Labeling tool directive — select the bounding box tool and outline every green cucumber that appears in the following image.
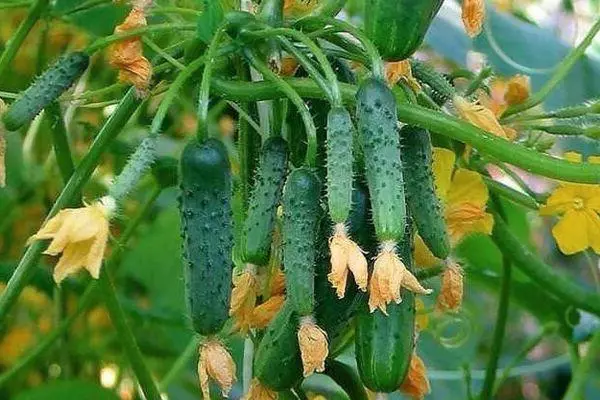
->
[400,126,450,259]
[254,302,303,391]
[241,137,288,265]
[365,0,444,61]
[355,220,416,392]
[326,106,354,224]
[410,59,456,106]
[179,138,233,336]
[356,78,406,243]
[3,52,89,131]
[325,360,369,400]
[282,167,322,316]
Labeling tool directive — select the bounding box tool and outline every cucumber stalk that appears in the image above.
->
[328,223,368,298]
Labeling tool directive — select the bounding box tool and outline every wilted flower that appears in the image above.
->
[198,340,236,399]
[504,74,531,105]
[462,0,485,37]
[250,295,285,330]
[28,197,115,284]
[297,317,328,377]
[436,260,464,312]
[243,378,277,400]
[453,96,515,140]
[385,60,420,91]
[369,242,432,314]
[280,55,300,77]
[400,352,431,400]
[230,267,258,333]
[328,223,368,298]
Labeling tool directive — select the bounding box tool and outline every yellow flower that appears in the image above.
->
[28,197,114,284]
[368,242,432,314]
[297,317,328,377]
[505,75,531,105]
[328,223,368,298]
[414,148,493,267]
[198,340,237,399]
[284,0,318,17]
[385,61,421,91]
[230,268,258,334]
[478,75,531,117]
[453,96,515,140]
[250,295,285,330]
[539,152,600,255]
[243,378,277,400]
[436,260,464,312]
[399,352,431,400]
[462,0,485,37]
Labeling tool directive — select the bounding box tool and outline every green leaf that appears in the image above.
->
[52,1,129,37]
[14,380,119,400]
[197,0,224,44]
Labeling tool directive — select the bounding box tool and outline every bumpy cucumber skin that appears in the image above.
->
[356,78,406,242]
[254,302,303,391]
[179,138,233,336]
[241,137,288,265]
[282,167,322,316]
[365,0,444,61]
[326,107,354,224]
[401,126,450,259]
[355,221,416,393]
[410,59,455,106]
[3,52,89,131]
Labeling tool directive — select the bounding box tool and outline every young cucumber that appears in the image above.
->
[401,126,450,259]
[364,0,444,61]
[241,137,288,265]
[355,221,416,392]
[282,167,322,316]
[179,138,233,336]
[410,59,456,106]
[3,52,89,131]
[254,302,303,391]
[356,78,406,243]
[326,106,354,224]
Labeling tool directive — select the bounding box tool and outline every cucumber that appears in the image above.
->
[282,167,322,316]
[355,220,416,392]
[356,78,406,243]
[410,59,456,106]
[365,0,444,61]
[400,126,450,259]
[3,52,89,131]
[179,138,233,336]
[254,302,303,391]
[241,137,288,265]
[326,106,354,224]
[325,360,369,400]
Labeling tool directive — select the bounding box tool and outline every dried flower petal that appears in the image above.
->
[385,61,421,91]
[328,224,368,298]
[280,55,300,77]
[399,352,431,400]
[462,0,485,37]
[230,268,258,333]
[368,242,432,314]
[297,317,328,377]
[505,75,530,105]
[243,378,278,400]
[436,260,464,312]
[250,295,285,330]
[453,96,512,140]
[198,340,236,399]
[269,268,286,296]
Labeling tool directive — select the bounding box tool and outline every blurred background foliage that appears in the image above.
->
[0,0,599,399]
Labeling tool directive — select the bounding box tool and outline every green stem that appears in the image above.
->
[492,212,600,317]
[197,27,227,141]
[503,17,600,117]
[59,0,111,15]
[159,336,200,391]
[563,329,600,400]
[45,103,76,187]
[464,66,493,97]
[244,51,318,167]
[479,253,512,400]
[226,100,268,139]
[517,123,600,138]
[210,78,600,183]
[0,0,49,82]
[482,176,539,210]
[502,100,600,123]
[0,89,140,323]
[84,23,196,54]
[311,0,347,17]
[324,360,369,400]
[493,323,558,394]
[98,267,161,400]
[0,1,32,10]
[149,6,202,17]
[142,37,186,71]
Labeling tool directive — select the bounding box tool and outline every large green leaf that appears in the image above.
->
[426,3,600,108]
[15,380,119,400]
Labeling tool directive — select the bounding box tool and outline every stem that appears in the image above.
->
[197,27,227,141]
[492,212,600,317]
[244,51,318,167]
[563,329,600,400]
[98,267,161,400]
[0,1,33,10]
[211,78,600,183]
[159,336,200,391]
[0,89,140,323]
[149,6,202,17]
[226,100,268,139]
[464,66,493,97]
[502,100,600,123]
[324,360,369,400]
[311,0,347,17]
[84,23,196,54]
[0,0,49,82]
[242,337,254,394]
[479,253,512,400]
[59,0,111,15]
[482,176,539,210]
[45,103,75,187]
[142,37,186,71]
[503,17,600,117]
